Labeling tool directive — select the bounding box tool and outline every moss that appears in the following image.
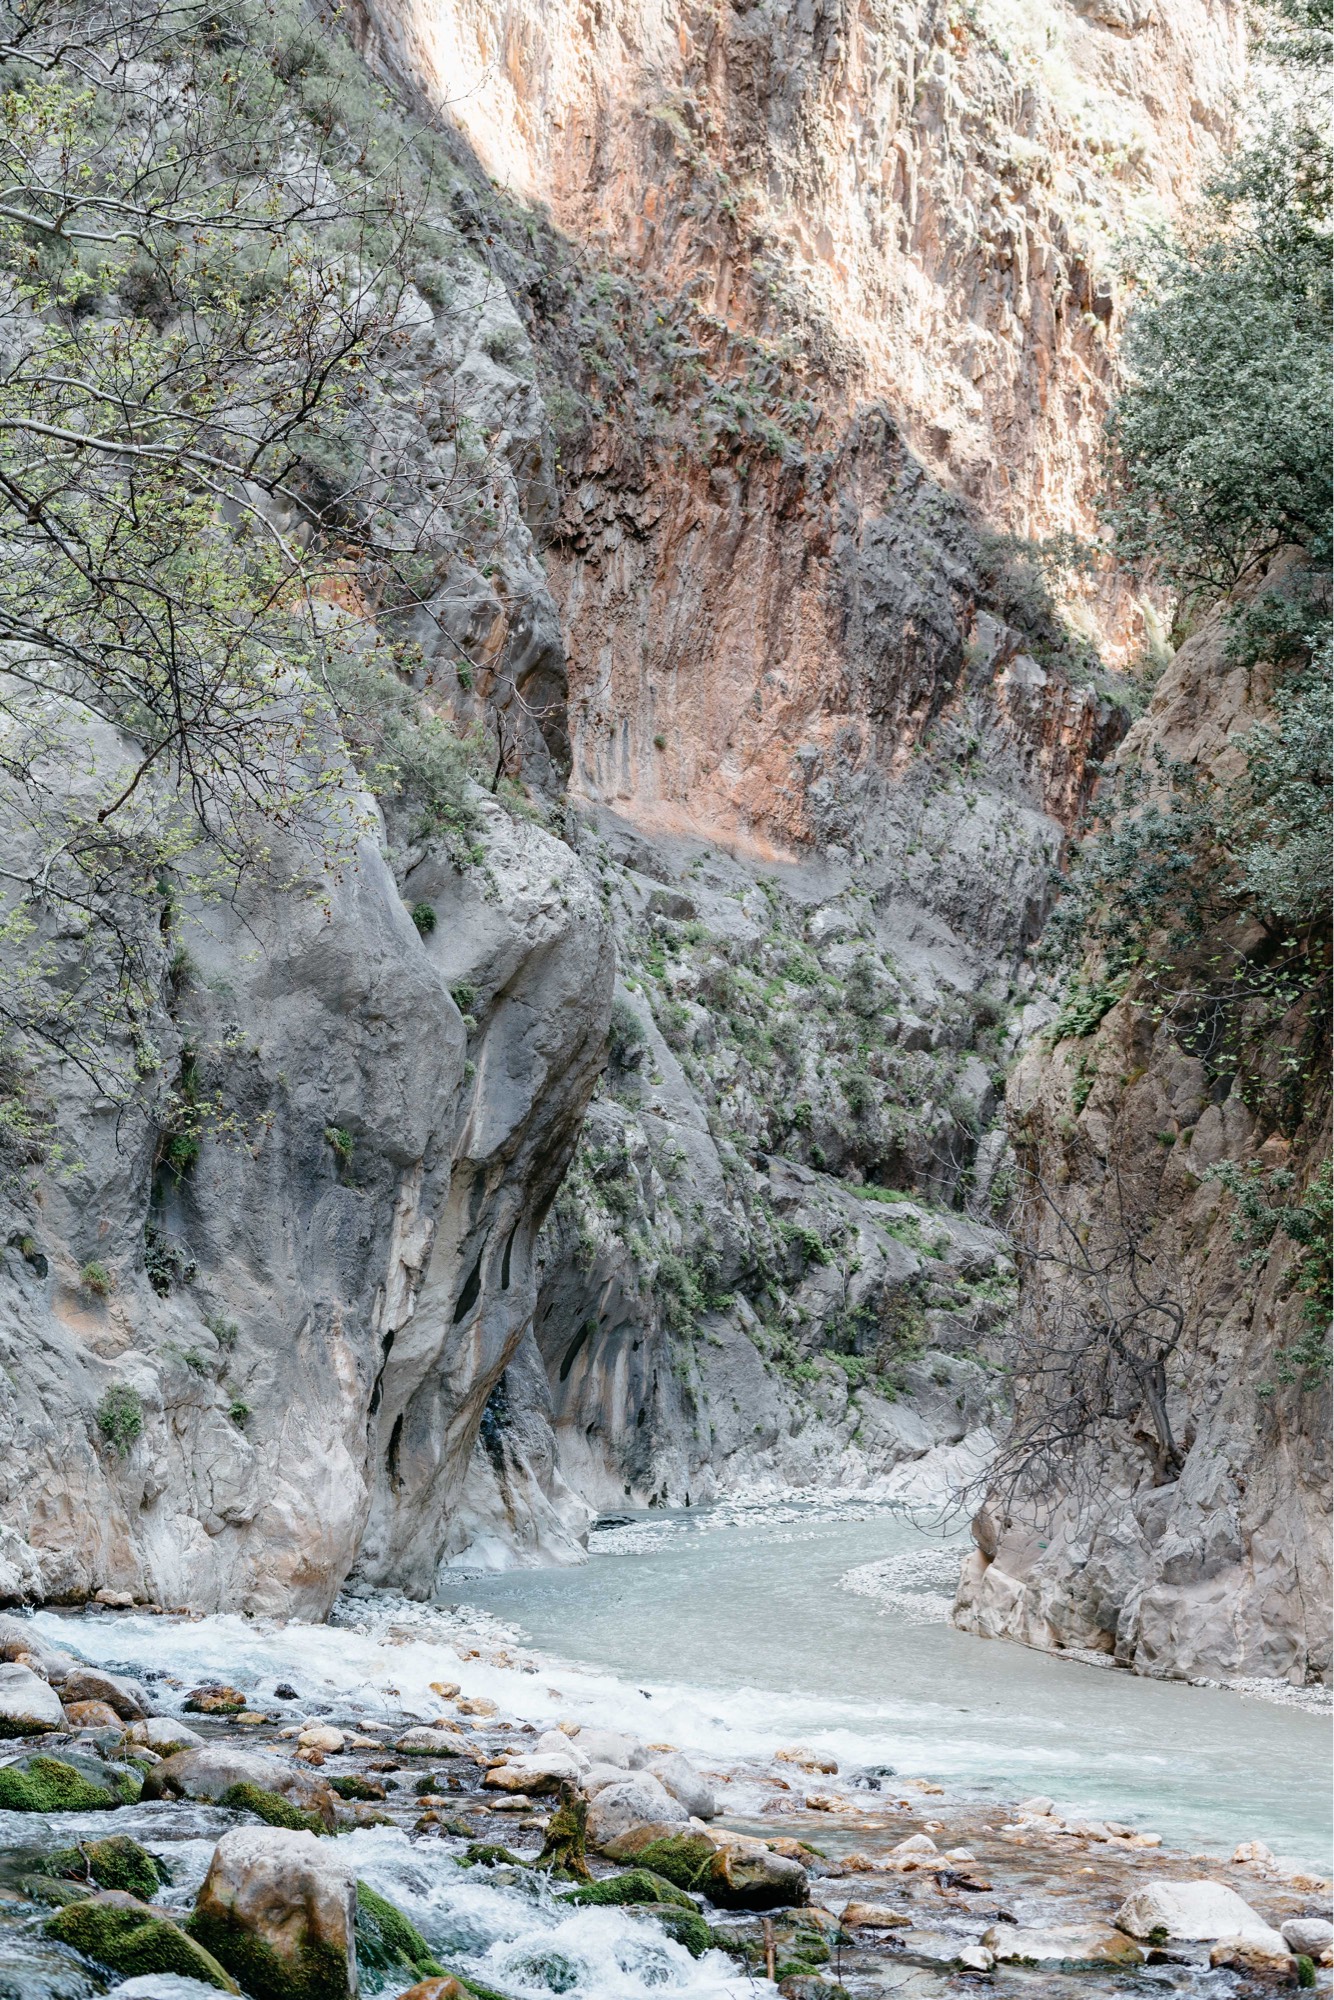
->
[563,1868,696,1913]
[46,1898,237,1991]
[329,1774,383,1802]
[1298,1957,1316,1988]
[219,1781,328,1835]
[354,1880,444,1979]
[639,1904,713,1957]
[629,1834,716,1892]
[0,1756,124,1813]
[187,1905,345,2000]
[534,1780,590,1879]
[48,1835,167,1900]
[16,1873,93,1906]
[458,1842,525,1869]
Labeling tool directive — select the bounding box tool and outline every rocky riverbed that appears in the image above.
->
[0,1604,1329,2000]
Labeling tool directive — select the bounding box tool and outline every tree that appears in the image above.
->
[0,0,492,1104]
[1105,3,1332,593]
[979,1174,1195,1523]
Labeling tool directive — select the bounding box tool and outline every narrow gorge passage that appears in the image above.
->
[0,0,1327,1996]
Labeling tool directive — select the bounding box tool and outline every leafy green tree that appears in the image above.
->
[1105,4,1332,592]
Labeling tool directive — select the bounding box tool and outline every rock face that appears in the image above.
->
[0,0,1259,1604]
[955,573,1332,1684]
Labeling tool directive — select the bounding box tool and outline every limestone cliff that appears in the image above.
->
[0,0,1259,1613]
[955,570,1332,1686]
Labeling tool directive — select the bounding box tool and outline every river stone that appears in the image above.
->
[1115,1879,1284,1944]
[0,1661,66,1736]
[841,1902,912,1929]
[62,1667,153,1721]
[984,1923,1145,1967]
[587,1775,687,1849]
[0,1618,80,1683]
[188,1827,357,2000]
[129,1718,205,1755]
[1209,1935,1297,1978]
[1284,1919,1334,1954]
[65,1699,125,1729]
[574,1727,645,1769]
[580,1761,633,1796]
[393,1727,465,1757]
[45,1891,239,1991]
[535,1729,589,1767]
[647,1751,716,1820]
[705,1836,809,1911]
[396,1983,474,2000]
[143,1745,333,1821]
[485,1751,582,1795]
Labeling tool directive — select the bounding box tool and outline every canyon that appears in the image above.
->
[0,0,1326,1710]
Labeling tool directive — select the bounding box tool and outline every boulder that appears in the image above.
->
[0,1660,66,1736]
[535,1729,589,1767]
[706,1837,809,1911]
[984,1923,1145,1968]
[1209,1935,1297,1979]
[841,1903,912,1929]
[397,1983,474,2000]
[775,1746,837,1774]
[143,1746,334,1829]
[45,1892,238,1992]
[485,1751,582,1795]
[1284,1919,1334,1956]
[393,1727,466,1757]
[587,1775,687,1850]
[66,1699,125,1729]
[61,1667,153,1721]
[0,1747,139,1811]
[1115,1879,1285,1946]
[296,1725,344,1755]
[890,1834,937,1856]
[957,1943,994,1971]
[647,1751,716,1820]
[0,1618,80,1683]
[129,1718,205,1755]
[580,1761,632,1796]
[188,1827,357,2000]
[573,1727,644,1769]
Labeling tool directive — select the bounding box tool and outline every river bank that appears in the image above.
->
[0,1563,1329,1999]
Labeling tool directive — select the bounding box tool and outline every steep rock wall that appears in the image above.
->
[955,573,1332,1686]
[0,778,612,1615]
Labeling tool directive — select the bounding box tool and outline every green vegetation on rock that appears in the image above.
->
[354,1880,445,1981]
[48,1836,168,1901]
[218,1782,329,1836]
[0,1756,128,1813]
[563,1867,697,1911]
[47,1896,238,1992]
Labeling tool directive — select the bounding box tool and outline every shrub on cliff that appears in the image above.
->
[1106,4,1331,593]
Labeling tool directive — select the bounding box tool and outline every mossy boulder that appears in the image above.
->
[329,1773,384,1802]
[45,1889,239,1991]
[355,1880,445,1980]
[0,1750,139,1812]
[145,1745,335,1828]
[187,1826,357,2000]
[220,1781,330,1836]
[458,1842,526,1869]
[621,1833,717,1891]
[48,1834,169,1900]
[632,1903,715,1958]
[16,1872,94,1907]
[563,1868,697,1913]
